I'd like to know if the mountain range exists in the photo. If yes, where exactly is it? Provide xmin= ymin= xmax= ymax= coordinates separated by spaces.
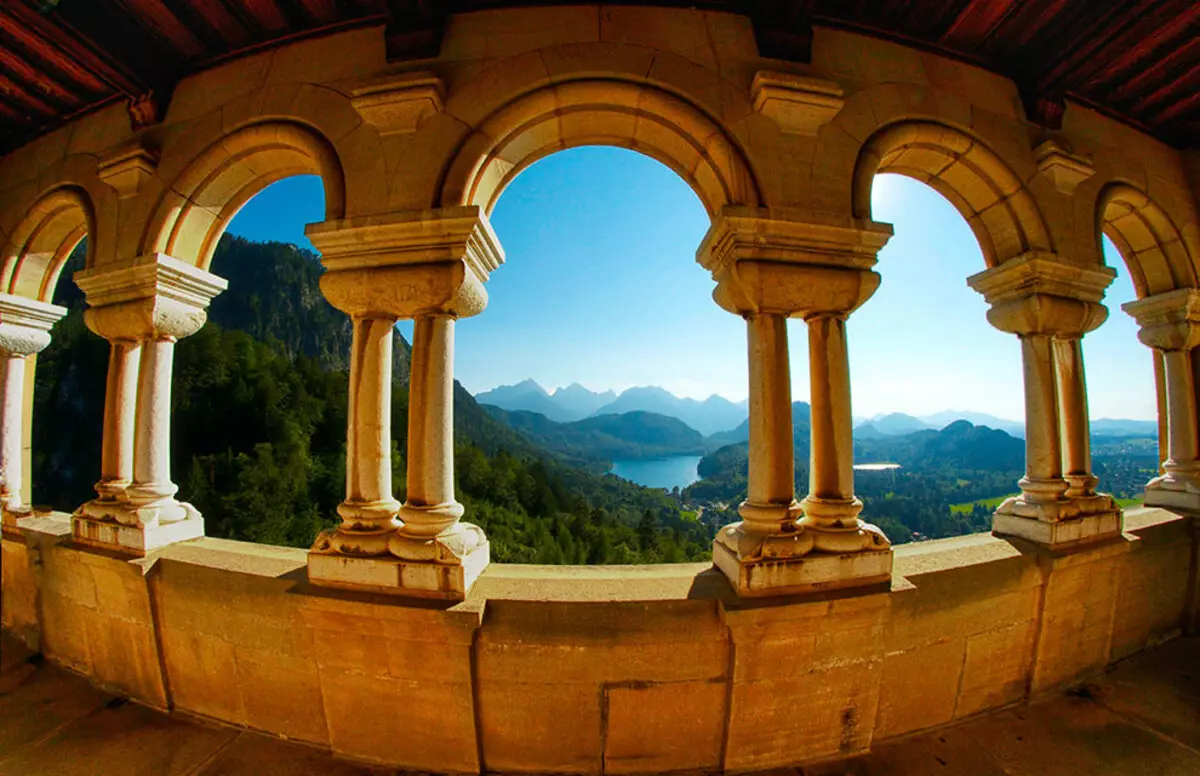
xmin=476 ymin=380 xmax=1158 ymax=441
xmin=475 ymin=380 xmax=748 ymax=435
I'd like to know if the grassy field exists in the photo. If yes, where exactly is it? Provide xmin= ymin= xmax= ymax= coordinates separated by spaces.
xmin=951 ymin=494 xmax=1144 ymax=514
xmin=949 ymin=494 xmax=1016 ymax=515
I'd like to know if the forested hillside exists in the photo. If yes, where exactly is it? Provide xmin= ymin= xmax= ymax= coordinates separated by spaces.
xmin=31 ymin=237 xmax=713 ymax=563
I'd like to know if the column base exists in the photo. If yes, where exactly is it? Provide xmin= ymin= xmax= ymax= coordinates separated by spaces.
xmin=1144 ymin=478 xmax=1200 ymax=514
xmin=71 ymin=498 xmax=204 ymax=555
xmin=991 ymin=493 xmax=1122 ymax=549
xmin=712 ymin=522 xmax=893 ymax=597
xmin=308 ymin=522 xmax=490 ymax=600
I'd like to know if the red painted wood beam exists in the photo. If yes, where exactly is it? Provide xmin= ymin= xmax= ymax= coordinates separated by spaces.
xmin=0 ymin=72 xmax=61 ymax=116
xmin=1103 ymin=36 xmax=1200 ymax=107
xmin=239 ymin=0 xmax=293 ymax=35
xmin=112 ymin=0 xmax=209 ymax=59
xmin=0 ymin=45 xmax=84 ymax=109
xmin=0 ymin=12 xmax=109 ymax=96
xmin=4 ymin=3 xmax=147 ymax=96
xmin=171 ymin=0 xmax=254 ymax=50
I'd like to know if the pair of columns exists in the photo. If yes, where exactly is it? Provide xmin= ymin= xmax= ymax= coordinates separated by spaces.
xmin=698 ymin=210 xmax=896 ymax=597
xmin=0 ymin=295 xmax=67 ymax=532
xmin=70 ymin=255 xmax=227 ymax=554
xmin=968 ymin=256 xmax=1122 ymax=547
xmin=1124 ymin=289 xmax=1200 ymax=512
xmin=305 ymin=207 xmax=503 ymax=599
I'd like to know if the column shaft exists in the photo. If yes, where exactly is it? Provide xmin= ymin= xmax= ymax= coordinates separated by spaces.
xmin=803 ymin=314 xmax=858 ymax=520
xmin=740 ymin=313 xmax=797 ymax=531
xmin=0 ymin=355 xmax=27 ymax=510
xmin=400 ymin=314 xmax=463 ymax=537
xmin=340 ymin=316 xmax=401 ymax=526
xmin=129 ymin=337 xmax=178 ymax=506
xmin=1018 ymin=334 xmax=1068 ymax=501
xmin=97 ymin=340 xmax=140 ymax=495
xmin=1161 ymin=348 xmax=1200 ymax=485
xmin=1053 ymin=337 xmax=1097 ymax=497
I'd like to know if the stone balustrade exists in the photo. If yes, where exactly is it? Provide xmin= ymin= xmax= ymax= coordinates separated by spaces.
xmin=2 ymin=507 xmax=1197 ymax=772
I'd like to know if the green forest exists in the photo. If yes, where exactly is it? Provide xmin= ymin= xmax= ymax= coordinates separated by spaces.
xmin=31 ymin=237 xmax=713 ymax=563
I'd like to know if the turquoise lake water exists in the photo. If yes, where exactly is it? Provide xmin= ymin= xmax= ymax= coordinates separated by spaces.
xmin=609 ymin=455 xmax=703 ymax=490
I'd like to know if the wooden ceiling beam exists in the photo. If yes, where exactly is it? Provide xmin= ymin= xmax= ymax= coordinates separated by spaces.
xmin=5 ymin=2 xmax=147 ymax=96
xmin=240 ymin=0 xmax=294 ymax=33
xmin=0 ymin=12 xmax=109 ymax=95
xmin=111 ymin=0 xmax=209 ymax=59
xmin=0 ymin=72 xmax=61 ymax=116
xmin=166 ymin=0 xmax=255 ymax=50
xmin=0 ymin=45 xmax=84 ymax=109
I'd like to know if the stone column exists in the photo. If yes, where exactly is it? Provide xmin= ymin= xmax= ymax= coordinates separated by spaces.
xmin=970 ymin=255 xmax=1120 ymax=548
xmin=699 ymin=208 xmax=894 ymax=597
xmin=1054 ymin=336 xmax=1099 ymax=498
xmin=738 ymin=312 xmax=802 ymax=533
xmin=0 ymin=295 xmax=67 ymax=532
xmin=307 ymin=207 xmax=503 ymax=600
xmin=72 ymin=254 xmax=227 ymax=555
xmin=93 ymin=340 xmax=141 ymax=502
xmin=1124 ymin=289 xmax=1200 ymax=512
xmin=323 ymin=315 xmax=402 ymax=555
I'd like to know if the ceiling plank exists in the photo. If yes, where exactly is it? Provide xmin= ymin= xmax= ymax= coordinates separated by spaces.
xmin=110 ymin=0 xmax=210 ymax=59
xmin=0 ymin=72 xmax=61 ymax=116
xmin=3 ymin=3 xmax=147 ymax=96
xmin=0 ymin=45 xmax=83 ymax=109
xmin=0 ymin=12 xmax=109 ymax=95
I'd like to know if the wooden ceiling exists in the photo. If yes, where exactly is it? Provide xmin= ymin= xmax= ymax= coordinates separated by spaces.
xmin=1 ymin=0 xmax=1197 ymax=157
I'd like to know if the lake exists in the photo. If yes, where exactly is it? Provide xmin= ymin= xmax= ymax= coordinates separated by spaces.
xmin=610 ymin=455 xmax=703 ymax=490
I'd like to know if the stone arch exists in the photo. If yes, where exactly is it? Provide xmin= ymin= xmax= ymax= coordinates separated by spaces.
xmin=0 ymin=186 xmax=94 ymax=302
xmin=144 ymin=121 xmax=346 ymax=270
xmin=852 ymin=121 xmax=1052 ymax=268
xmin=438 ymin=79 xmax=762 ymax=219
xmin=1097 ymin=183 xmax=1197 ymax=298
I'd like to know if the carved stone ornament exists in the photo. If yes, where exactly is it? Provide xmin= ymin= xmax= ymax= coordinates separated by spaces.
xmin=350 ymin=72 xmax=446 ymax=135
xmin=751 ymin=72 xmax=844 ymax=136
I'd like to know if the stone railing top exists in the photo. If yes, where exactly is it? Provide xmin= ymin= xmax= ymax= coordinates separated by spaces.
xmin=967 ymin=253 xmax=1115 ymax=307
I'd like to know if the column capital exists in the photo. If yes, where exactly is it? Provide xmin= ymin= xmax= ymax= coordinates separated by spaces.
xmin=308 ymin=206 xmax=505 ymax=320
xmin=696 ymin=207 xmax=891 ymax=317
xmin=1122 ymin=289 xmax=1200 ymax=351
xmin=968 ymin=253 xmax=1113 ymax=337
xmin=75 ymin=253 xmax=227 ymax=342
xmin=0 ymin=294 xmax=67 ymax=356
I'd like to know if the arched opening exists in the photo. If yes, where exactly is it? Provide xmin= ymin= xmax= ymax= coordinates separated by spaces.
xmin=837 ymin=174 xmax=1022 ymax=542
xmin=853 ymin=122 xmax=1053 ymax=267
xmin=1 ymin=188 xmax=97 ymax=513
xmin=439 ymin=79 xmax=762 ymax=217
xmin=1097 ymin=183 xmax=1196 ymax=493
xmin=143 ymin=121 xmax=346 ymax=270
xmin=460 ymin=146 xmax=732 ymax=563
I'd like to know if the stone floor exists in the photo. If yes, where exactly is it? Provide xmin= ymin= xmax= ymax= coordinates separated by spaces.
xmin=1 ymin=633 xmax=1197 ymax=776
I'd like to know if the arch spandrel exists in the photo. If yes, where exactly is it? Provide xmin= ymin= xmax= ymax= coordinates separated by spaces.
xmin=852 ymin=120 xmax=1052 ymax=269
xmin=438 ymin=78 xmax=762 ymax=219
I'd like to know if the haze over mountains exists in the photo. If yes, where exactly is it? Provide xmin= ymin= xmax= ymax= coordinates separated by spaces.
xmin=474 ymin=380 xmax=1157 ymax=440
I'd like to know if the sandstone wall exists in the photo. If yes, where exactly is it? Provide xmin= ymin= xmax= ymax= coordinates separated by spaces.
xmin=3 ymin=509 xmax=1194 ymax=772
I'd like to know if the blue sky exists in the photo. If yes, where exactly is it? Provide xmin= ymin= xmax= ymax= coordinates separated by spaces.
xmin=227 ymin=147 xmax=1155 ymax=421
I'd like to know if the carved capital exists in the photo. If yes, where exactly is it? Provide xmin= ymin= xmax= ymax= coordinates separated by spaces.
xmin=968 ymin=253 xmax=1114 ymax=336
xmin=751 ymin=72 xmax=844 ymax=136
xmin=75 ymin=254 xmax=227 ymax=342
xmin=308 ymin=207 xmax=504 ymax=320
xmin=1123 ymin=289 xmax=1200 ymax=351
xmin=0 ymin=294 xmax=67 ymax=356
xmin=698 ymin=207 xmax=890 ymax=317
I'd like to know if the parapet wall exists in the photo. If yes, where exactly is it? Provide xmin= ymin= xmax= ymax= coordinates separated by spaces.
xmin=3 ymin=508 xmax=1197 ymax=773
